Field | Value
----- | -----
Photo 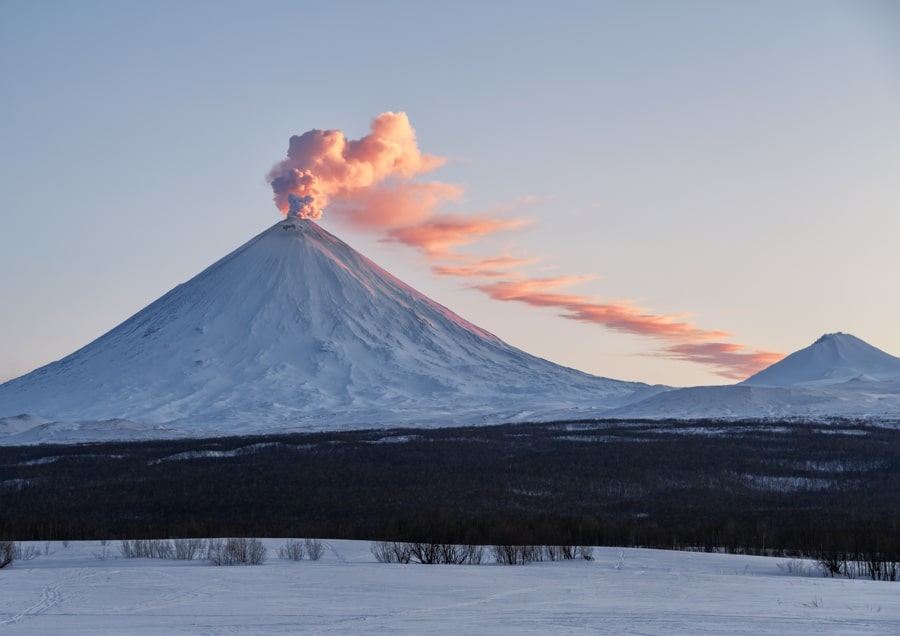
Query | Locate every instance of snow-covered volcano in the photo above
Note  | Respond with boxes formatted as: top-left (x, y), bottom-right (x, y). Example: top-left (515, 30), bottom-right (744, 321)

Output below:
top-left (0, 217), bottom-right (650, 439)
top-left (742, 332), bottom-right (900, 387)
top-left (608, 333), bottom-right (900, 421)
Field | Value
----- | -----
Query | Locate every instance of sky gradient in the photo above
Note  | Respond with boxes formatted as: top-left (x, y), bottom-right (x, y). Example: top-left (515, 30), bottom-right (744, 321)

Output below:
top-left (1, 0), bottom-right (899, 387)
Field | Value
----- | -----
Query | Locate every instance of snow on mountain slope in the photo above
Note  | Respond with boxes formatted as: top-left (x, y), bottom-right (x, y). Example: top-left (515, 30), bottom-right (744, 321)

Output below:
top-left (742, 332), bottom-right (900, 387)
top-left (0, 217), bottom-right (650, 440)
top-left (609, 333), bottom-right (900, 422)
top-left (607, 380), bottom-right (900, 421)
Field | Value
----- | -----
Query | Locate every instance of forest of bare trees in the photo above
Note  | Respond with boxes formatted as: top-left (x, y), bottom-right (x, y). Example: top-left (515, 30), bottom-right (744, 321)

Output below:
top-left (1, 419), bottom-right (898, 570)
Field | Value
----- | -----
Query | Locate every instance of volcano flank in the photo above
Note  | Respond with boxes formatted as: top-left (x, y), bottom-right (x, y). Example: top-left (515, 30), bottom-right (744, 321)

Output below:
top-left (0, 217), bottom-right (651, 439)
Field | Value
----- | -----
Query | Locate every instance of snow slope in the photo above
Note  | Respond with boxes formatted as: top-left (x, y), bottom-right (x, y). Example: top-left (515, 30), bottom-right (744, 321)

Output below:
top-left (0, 217), bottom-right (650, 440)
top-left (608, 380), bottom-right (900, 421)
top-left (743, 333), bottom-right (900, 387)
top-left (610, 333), bottom-right (900, 421)
top-left (1, 540), bottom-right (897, 635)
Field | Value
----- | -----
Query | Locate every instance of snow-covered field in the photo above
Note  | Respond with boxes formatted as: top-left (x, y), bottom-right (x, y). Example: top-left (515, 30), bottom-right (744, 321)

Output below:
top-left (1, 540), bottom-right (897, 634)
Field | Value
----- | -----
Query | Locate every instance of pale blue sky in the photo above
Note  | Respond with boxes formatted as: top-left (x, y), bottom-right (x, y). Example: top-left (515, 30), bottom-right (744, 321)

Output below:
top-left (2, 0), bottom-right (899, 386)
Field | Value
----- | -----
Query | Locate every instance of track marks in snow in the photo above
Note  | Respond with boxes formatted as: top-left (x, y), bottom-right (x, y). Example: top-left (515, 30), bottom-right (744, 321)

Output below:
top-left (0, 582), bottom-right (62, 625)
top-left (325, 541), bottom-right (347, 563)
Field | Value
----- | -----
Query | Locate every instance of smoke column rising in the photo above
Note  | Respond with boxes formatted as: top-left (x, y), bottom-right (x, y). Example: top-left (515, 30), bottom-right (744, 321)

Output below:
top-left (268, 112), bottom-right (445, 219)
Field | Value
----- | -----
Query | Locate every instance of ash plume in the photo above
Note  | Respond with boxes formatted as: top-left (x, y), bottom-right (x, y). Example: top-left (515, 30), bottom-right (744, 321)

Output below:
top-left (268, 112), bottom-right (445, 219)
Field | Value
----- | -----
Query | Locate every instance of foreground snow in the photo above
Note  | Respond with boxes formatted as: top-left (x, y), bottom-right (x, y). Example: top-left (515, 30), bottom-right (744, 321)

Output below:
top-left (1, 540), bottom-right (897, 634)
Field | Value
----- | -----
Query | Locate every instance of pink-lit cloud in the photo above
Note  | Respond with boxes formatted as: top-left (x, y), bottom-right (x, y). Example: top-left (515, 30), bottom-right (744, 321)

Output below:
top-left (473, 277), bottom-right (783, 379)
top-left (328, 181), bottom-right (463, 231)
top-left (432, 255), bottom-right (539, 279)
top-left (663, 342), bottom-right (785, 380)
top-left (268, 111), bottom-right (446, 218)
top-left (385, 214), bottom-right (529, 259)
top-left (475, 277), bottom-right (724, 341)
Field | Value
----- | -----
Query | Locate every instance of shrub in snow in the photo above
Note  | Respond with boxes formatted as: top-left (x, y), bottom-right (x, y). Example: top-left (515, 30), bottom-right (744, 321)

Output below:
top-left (119, 540), bottom-right (139, 559)
top-left (173, 538), bottom-right (207, 561)
top-left (455, 543), bottom-right (484, 565)
top-left (492, 544), bottom-right (543, 565)
top-left (304, 538), bottom-right (324, 561)
top-left (430, 543), bottom-right (482, 565)
top-left (544, 545), bottom-right (578, 561)
top-left (208, 538), bottom-right (267, 566)
top-left (408, 541), bottom-right (442, 564)
top-left (0, 540), bottom-right (14, 568)
top-left (278, 539), bottom-right (305, 561)
top-left (119, 539), bottom-right (174, 559)
top-left (371, 541), bottom-right (483, 565)
top-left (371, 541), bottom-right (411, 564)
top-left (490, 544), bottom-right (594, 565)
top-left (14, 543), bottom-right (40, 562)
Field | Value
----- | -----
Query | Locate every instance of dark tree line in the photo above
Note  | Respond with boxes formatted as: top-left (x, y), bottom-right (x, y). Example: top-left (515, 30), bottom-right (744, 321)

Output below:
top-left (1, 419), bottom-right (899, 563)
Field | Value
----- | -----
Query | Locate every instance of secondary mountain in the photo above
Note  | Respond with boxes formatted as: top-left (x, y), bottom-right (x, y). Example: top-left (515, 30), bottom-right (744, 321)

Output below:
top-left (609, 333), bottom-right (900, 421)
top-left (742, 332), bottom-right (900, 387)
top-left (0, 216), bottom-right (653, 440)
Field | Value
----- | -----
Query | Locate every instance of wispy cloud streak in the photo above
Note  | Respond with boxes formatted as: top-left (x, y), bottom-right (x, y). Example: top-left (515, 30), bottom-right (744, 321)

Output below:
top-left (474, 277), bottom-right (720, 340)
top-left (471, 277), bottom-right (781, 379)
top-left (432, 256), bottom-right (539, 279)
top-left (386, 215), bottom-right (529, 258)
top-left (662, 343), bottom-right (785, 380)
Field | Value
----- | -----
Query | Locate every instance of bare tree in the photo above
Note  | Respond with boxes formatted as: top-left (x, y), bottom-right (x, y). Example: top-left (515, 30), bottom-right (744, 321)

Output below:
top-left (545, 545), bottom-right (579, 561)
top-left (438, 543), bottom-right (467, 565)
top-left (492, 544), bottom-right (519, 565)
top-left (120, 539), bottom-right (174, 559)
top-left (119, 539), bottom-right (138, 558)
top-left (371, 541), bottom-right (412, 564)
top-left (0, 541), bottom-right (14, 569)
top-left (304, 538), bottom-right (324, 561)
top-left (372, 541), bottom-right (484, 565)
top-left (278, 539), bottom-right (305, 561)
top-left (208, 538), bottom-right (266, 566)
top-left (464, 543), bottom-right (484, 565)
top-left (408, 541), bottom-right (441, 564)
top-left (173, 538), bottom-right (207, 560)
top-left (14, 543), bottom-right (39, 561)
top-left (492, 544), bottom-right (543, 565)
top-left (371, 541), bottom-right (394, 563)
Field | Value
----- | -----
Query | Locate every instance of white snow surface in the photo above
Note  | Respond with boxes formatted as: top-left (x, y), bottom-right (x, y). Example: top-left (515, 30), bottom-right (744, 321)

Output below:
top-left (743, 333), bottom-right (900, 387)
top-left (0, 218), bottom-right (650, 443)
top-left (1, 540), bottom-right (897, 635)
top-left (608, 380), bottom-right (900, 422)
